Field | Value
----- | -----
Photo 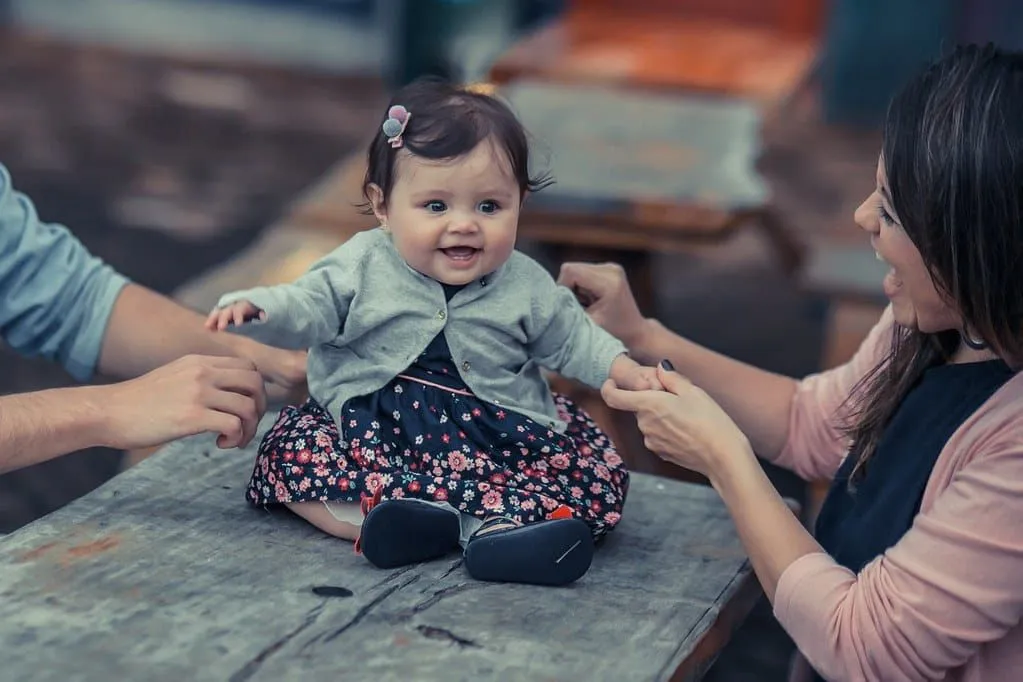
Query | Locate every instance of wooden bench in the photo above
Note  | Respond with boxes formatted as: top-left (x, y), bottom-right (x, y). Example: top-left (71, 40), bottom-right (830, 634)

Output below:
top-left (489, 0), bottom-right (822, 108)
top-left (1, 431), bottom-right (761, 681)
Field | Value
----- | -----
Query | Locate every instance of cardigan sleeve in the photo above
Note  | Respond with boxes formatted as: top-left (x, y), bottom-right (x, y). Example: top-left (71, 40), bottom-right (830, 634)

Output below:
top-left (774, 429), bottom-right (1023, 680)
top-left (525, 263), bottom-right (626, 389)
top-left (215, 236), bottom-right (366, 350)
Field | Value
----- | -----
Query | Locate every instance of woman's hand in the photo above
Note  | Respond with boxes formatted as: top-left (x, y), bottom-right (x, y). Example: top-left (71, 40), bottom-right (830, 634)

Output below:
top-left (601, 361), bottom-right (754, 481)
top-left (558, 262), bottom-right (649, 350)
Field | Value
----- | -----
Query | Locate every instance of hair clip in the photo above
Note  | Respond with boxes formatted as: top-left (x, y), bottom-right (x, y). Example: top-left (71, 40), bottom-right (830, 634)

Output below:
top-left (382, 104), bottom-right (411, 148)
top-left (463, 82), bottom-right (496, 96)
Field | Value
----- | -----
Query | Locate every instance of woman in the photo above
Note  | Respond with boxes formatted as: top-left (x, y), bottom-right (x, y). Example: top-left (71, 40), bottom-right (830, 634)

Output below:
top-left (559, 45), bottom-right (1023, 681)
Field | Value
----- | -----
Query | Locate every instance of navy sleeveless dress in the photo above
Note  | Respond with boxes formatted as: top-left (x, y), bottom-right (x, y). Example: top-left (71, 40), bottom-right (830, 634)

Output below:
top-left (810, 359), bottom-right (1013, 681)
top-left (246, 283), bottom-right (629, 538)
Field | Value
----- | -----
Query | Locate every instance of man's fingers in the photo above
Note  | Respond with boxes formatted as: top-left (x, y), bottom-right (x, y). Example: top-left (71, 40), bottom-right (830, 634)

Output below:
top-left (209, 367), bottom-right (267, 415)
top-left (204, 390), bottom-right (260, 446)
top-left (208, 412), bottom-right (245, 449)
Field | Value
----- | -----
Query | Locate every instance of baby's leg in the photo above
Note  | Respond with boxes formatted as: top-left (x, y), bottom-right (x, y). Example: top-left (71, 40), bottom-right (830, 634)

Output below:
top-left (286, 501), bottom-right (362, 541)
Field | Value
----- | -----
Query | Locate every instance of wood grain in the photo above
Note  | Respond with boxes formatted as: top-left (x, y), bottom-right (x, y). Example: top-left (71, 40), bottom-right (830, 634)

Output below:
top-left (0, 429), bottom-right (759, 682)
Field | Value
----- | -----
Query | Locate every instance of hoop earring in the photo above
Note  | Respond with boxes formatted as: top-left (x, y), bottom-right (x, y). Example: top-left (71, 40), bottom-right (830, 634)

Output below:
top-left (961, 324), bottom-right (987, 350)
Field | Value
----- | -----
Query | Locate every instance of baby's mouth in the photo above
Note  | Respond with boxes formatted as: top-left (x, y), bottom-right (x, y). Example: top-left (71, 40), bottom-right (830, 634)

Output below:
top-left (440, 246), bottom-right (480, 260)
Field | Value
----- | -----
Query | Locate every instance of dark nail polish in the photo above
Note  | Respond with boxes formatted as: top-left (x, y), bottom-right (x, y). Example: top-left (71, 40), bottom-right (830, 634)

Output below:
top-left (660, 359), bottom-right (675, 372)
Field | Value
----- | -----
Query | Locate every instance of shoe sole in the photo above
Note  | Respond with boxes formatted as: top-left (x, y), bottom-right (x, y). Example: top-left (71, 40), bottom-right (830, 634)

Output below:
top-left (463, 518), bottom-right (594, 586)
top-left (360, 500), bottom-right (460, 569)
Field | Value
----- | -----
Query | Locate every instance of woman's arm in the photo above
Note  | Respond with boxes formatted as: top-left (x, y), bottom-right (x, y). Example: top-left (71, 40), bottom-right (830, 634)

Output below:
top-left (559, 262), bottom-right (796, 459)
top-left (604, 361), bottom-right (1023, 681)
top-left (630, 317), bottom-right (798, 459)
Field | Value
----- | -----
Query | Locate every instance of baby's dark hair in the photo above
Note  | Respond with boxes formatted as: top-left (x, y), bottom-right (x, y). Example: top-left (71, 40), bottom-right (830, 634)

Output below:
top-left (361, 78), bottom-right (553, 210)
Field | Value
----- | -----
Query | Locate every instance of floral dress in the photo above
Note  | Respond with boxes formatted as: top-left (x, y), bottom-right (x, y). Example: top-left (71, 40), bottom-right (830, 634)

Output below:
top-left (246, 284), bottom-right (629, 539)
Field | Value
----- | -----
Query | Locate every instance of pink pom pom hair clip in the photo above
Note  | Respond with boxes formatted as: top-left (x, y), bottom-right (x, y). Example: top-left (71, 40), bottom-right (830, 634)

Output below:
top-left (382, 105), bottom-right (411, 148)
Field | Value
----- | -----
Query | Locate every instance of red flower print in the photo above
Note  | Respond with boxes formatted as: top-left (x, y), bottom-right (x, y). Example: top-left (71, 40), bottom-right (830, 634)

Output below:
top-left (297, 450), bottom-right (312, 464)
top-left (490, 473), bottom-right (506, 486)
top-left (448, 451), bottom-right (468, 472)
top-left (603, 511), bottom-right (621, 525)
top-left (496, 410), bottom-right (506, 420)
top-left (441, 434), bottom-right (451, 444)
top-left (283, 451), bottom-right (294, 462)
top-left (590, 500), bottom-right (602, 513)
top-left (434, 488), bottom-right (449, 501)
top-left (550, 453), bottom-right (571, 470)
top-left (408, 480), bottom-right (421, 493)
top-left (481, 490), bottom-right (502, 510)
top-left (571, 470), bottom-right (584, 480)
top-left (580, 445), bottom-right (593, 456)
top-left (338, 478), bottom-right (350, 490)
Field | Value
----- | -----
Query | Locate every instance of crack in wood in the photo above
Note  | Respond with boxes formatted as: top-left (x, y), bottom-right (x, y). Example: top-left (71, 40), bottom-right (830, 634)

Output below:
top-left (403, 581), bottom-right (489, 617)
top-left (229, 602), bottom-right (326, 682)
top-left (300, 574), bottom-right (420, 656)
top-left (416, 624), bottom-right (480, 648)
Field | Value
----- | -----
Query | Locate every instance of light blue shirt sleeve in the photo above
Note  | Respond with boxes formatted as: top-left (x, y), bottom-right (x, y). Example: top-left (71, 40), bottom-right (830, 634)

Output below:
top-left (0, 163), bottom-right (130, 381)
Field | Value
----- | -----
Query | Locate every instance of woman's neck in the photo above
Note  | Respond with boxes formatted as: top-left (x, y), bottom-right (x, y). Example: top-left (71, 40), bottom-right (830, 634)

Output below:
top-left (950, 342), bottom-right (1001, 365)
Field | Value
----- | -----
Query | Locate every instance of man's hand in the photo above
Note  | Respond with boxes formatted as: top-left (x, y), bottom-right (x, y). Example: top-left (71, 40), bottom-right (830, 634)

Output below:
top-left (95, 354), bottom-right (267, 450)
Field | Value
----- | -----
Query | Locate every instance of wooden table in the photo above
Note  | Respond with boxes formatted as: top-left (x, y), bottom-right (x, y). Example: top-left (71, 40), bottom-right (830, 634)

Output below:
top-left (488, 2), bottom-right (820, 108)
top-left (0, 430), bottom-right (759, 681)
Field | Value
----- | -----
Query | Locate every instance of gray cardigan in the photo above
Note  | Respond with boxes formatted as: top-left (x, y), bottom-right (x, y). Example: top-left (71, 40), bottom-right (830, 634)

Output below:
top-left (218, 228), bottom-right (626, 432)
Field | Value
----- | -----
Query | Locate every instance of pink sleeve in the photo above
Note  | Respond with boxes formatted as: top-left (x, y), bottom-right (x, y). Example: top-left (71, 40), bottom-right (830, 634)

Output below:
top-left (773, 437), bottom-right (1023, 681)
top-left (770, 307), bottom-right (896, 481)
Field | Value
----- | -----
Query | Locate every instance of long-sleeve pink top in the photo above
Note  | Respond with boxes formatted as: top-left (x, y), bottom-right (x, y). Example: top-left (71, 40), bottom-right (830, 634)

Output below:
top-left (770, 307), bottom-right (1023, 681)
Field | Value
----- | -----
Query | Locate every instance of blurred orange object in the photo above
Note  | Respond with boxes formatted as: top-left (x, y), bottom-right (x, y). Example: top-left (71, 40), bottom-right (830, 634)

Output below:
top-left (490, 0), bottom-right (823, 107)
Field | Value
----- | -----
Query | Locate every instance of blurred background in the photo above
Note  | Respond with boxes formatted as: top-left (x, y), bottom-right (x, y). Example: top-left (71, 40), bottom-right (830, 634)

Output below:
top-left (0, 1), bottom-right (1019, 679)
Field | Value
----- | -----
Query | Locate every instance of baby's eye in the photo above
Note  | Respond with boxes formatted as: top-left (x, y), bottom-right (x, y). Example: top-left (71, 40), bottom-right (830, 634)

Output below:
top-left (478, 200), bottom-right (500, 214)
top-left (424, 200), bottom-right (447, 212)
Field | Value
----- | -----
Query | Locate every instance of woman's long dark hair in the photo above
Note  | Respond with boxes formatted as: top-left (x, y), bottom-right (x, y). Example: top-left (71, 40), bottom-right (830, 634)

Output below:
top-left (841, 44), bottom-right (1023, 482)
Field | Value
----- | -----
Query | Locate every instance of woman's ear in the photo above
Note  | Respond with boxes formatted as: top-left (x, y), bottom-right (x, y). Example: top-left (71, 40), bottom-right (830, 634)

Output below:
top-left (366, 183), bottom-right (388, 229)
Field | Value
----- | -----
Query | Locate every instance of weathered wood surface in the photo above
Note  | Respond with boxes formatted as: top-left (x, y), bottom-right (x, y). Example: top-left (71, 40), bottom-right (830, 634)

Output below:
top-left (0, 424), bottom-right (758, 682)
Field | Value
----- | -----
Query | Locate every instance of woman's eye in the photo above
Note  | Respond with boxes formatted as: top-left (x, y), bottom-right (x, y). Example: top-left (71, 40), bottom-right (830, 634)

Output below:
top-left (424, 200), bottom-right (446, 212)
top-left (478, 200), bottom-right (500, 214)
top-left (877, 201), bottom-right (897, 226)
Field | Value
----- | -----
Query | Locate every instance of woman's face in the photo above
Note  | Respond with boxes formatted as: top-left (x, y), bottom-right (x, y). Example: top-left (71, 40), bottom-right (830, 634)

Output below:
top-left (855, 157), bottom-right (960, 333)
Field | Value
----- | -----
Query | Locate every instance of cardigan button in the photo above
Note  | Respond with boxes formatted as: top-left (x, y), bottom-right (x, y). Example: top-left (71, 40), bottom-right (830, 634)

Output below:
top-left (461, 360), bottom-right (471, 372)
top-left (437, 310), bottom-right (446, 320)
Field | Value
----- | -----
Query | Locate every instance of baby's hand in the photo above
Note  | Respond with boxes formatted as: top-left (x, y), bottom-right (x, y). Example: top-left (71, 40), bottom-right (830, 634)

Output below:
top-left (205, 300), bottom-right (266, 331)
top-left (609, 356), bottom-right (664, 391)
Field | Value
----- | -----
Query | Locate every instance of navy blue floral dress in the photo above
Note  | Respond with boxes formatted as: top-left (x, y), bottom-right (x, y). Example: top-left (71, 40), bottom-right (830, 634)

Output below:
top-left (246, 284), bottom-right (629, 538)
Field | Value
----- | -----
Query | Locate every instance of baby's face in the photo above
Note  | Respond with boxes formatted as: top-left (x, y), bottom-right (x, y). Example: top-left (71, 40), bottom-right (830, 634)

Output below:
top-left (379, 138), bottom-right (521, 286)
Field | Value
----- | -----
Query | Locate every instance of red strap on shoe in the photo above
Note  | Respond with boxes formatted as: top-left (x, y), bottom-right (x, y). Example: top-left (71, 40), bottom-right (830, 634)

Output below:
top-left (353, 488), bottom-right (383, 555)
top-left (550, 504), bottom-right (574, 520)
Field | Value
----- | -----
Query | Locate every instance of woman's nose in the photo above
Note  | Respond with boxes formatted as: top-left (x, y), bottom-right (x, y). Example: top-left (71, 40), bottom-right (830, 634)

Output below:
top-left (854, 194), bottom-right (879, 234)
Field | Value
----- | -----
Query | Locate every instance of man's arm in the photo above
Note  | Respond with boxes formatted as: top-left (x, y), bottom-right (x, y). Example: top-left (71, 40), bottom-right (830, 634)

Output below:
top-left (0, 355), bottom-right (266, 474)
top-left (97, 283), bottom-right (306, 391)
